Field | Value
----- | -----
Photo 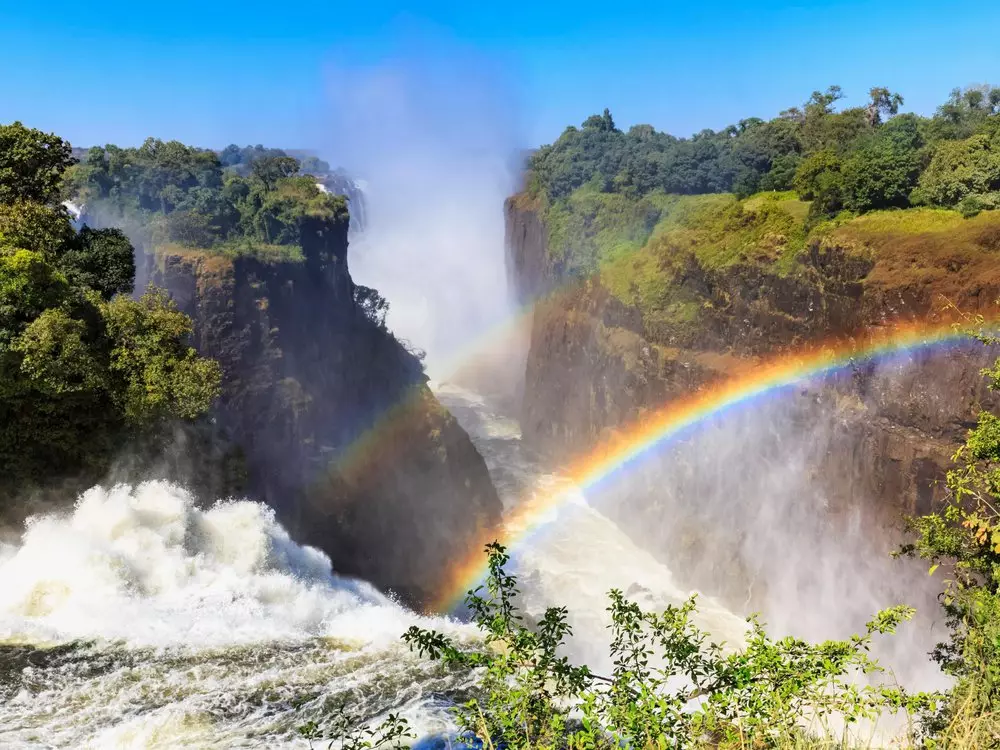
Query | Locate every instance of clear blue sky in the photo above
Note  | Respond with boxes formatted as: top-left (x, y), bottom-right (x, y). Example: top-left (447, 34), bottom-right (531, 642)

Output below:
top-left (2, 0), bottom-right (999, 160)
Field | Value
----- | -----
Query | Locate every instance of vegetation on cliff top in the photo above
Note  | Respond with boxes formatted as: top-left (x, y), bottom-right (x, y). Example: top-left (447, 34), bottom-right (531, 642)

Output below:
top-left (0, 121), bottom-right (220, 495)
top-left (66, 137), bottom-right (348, 265)
top-left (528, 84), bottom-right (1000, 218)
top-left (520, 84), bottom-right (1000, 348)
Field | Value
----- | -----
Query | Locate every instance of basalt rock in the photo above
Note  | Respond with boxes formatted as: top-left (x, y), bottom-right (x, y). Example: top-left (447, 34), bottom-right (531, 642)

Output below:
top-left (149, 226), bottom-right (501, 608)
top-left (506, 196), bottom-right (1000, 610)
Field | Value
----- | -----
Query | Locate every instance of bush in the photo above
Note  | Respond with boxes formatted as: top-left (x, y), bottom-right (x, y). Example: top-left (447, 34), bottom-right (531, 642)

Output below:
top-left (403, 543), bottom-right (928, 749)
top-left (898, 324), bottom-right (1000, 747)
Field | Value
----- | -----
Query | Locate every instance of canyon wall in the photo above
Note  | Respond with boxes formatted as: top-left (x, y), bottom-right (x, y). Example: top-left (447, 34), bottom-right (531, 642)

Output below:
top-left (506, 195), bottom-right (1000, 606)
top-left (149, 219), bottom-right (501, 608)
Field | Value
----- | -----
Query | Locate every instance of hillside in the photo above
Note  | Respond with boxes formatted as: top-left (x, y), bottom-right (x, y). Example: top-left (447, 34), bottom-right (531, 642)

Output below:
top-left (506, 87), bottom-right (1000, 608)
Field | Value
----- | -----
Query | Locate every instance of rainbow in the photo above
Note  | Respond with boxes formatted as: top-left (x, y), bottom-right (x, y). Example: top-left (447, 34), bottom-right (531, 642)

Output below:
top-left (430, 318), bottom-right (991, 612)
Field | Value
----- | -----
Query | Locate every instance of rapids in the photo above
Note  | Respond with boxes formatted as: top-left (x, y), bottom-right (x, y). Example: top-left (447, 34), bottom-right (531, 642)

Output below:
top-left (0, 387), bottom-right (749, 748)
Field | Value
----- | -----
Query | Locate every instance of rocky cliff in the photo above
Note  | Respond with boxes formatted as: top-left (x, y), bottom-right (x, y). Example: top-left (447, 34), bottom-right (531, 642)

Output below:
top-left (506, 193), bottom-right (1000, 608)
top-left (149, 224), bottom-right (501, 608)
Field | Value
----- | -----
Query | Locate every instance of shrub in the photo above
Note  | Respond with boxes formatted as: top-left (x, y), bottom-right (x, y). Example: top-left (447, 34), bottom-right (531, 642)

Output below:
top-left (403, 543), bottom-right (928, 749)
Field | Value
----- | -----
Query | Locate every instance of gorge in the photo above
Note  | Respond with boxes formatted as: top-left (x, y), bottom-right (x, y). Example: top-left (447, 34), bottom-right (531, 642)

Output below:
top-left (4, 79), bottom-right (1000, 746)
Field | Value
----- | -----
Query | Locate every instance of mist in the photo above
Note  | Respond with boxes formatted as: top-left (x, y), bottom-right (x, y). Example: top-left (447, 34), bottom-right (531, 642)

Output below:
top-left (322, 41), bottom-right (523, 384)
top-left (568, 355), bottom-right (954, 692)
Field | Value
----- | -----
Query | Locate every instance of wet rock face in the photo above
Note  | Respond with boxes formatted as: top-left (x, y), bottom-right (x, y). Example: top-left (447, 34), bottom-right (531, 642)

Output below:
top-left (151, 235), bottom-right (501, 609)
top-left (505, 199), bottom-right (1000, 527)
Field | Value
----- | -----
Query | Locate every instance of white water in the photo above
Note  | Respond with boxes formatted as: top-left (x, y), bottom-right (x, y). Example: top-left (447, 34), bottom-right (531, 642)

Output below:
top-left (0, 390), bottom-right (755, 748)
top-left (0, 482), bottom-right (476, 748)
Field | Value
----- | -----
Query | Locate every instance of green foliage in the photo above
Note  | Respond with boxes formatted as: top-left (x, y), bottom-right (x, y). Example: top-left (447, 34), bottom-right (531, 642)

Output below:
top-left (102, 288), bottom-right (221, 424)
top-left (354, 284), bottom-right (390, 329)
top-left (298, 708), bottom-right (412, 750)
top-left (0, 122), bottom-right (75, 204)
top-left (793, 150), bottom-right (843, 202)
top-left (404, 542), bottom-right (928, 749)
top-left (529, 84), bottom-right (1000, 240)
top-left (841, 136), bottom-right (921, 212)
top-left (0, 122), bottom-right (221, 494)
top-left (251, 155), bottom-right (300, 192)
top-left (59, 226), bottom-right (135, 299)
top-left (68, 139), bottom-right (348, 265)
top-left (897, 326), bottom-right (1000, 746)
top-left (0, 248), bottom-right (70, 350)
top-left (912, 134), bottom-right (1000, 208)
top-left (0, 199), bottom-right (77, 254)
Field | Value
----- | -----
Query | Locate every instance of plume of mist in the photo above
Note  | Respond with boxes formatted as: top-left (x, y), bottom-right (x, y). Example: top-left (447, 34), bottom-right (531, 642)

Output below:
top-left (321, 39), bottom-right (525, 388)
top-left (580, 353), bottom-right (967, 693)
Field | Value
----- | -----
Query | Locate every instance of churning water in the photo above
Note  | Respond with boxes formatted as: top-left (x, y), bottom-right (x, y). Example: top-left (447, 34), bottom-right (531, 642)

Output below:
top-left (0, 386), bottom-right (755, 748)
top-left (0, 482), bottom-right (476, 748)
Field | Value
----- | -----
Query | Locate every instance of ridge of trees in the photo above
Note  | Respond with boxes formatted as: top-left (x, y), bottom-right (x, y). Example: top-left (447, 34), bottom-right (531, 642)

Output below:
top-left (529, 84), bottom-right (1000, 221)
top-left (66, 138), bottom-right (348, 261)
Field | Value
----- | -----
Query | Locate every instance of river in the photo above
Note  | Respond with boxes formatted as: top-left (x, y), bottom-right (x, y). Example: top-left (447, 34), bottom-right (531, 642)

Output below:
top-left (0, 383), bottom-right (748, 748)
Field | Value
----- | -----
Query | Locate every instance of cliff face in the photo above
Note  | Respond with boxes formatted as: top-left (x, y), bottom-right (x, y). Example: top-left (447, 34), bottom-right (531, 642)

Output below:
top-left (150, 231), bottom-right (501, 608)
top-left (507, 196), bottom-right (1000, 605)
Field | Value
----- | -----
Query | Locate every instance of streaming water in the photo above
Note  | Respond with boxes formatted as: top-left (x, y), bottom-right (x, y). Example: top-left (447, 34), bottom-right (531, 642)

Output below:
top-left (0, 386), bottom-right (747, 748)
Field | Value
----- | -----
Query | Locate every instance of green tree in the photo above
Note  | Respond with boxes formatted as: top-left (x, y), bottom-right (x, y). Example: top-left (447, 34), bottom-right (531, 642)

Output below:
top-left (0, 247), bottom-right (70, 351)
top-left (403, 543), bottom-right (927, 749)
top-left (0, 122), bottom-right (76, 204)
top-left (0, 199), bottom-right (76, 254)
top-left (102, 288), bottom-right (221, 424)
top-left (0, 122), bottom-right (222, 494)
top-left (901, 327), bottom-right (1000, 745)
top-left (912, 134), bottom-right (1000, 207)
top-left (841, 115), bottom-right (923, 212)
top-left (59, 226), bottom-right (136, 299)
top-left (866, 87), bottom-right (905, 128)
top-left (793, 149), bottom-right (843, 201)
top-left (252, 155), bottom-right (301, 192)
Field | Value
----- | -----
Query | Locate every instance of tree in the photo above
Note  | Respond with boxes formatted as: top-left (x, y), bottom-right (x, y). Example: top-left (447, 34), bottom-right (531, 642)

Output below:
top-left (251, 155), bottom-right (300, 192)
top-left (901, 328), bottom-right (1000, 744)
top-left (793, 149), bottom-right (843, 201)
top-left (842, 138), bottom-right (920, 211)
top-left (0, 199), bottom-right (75, 255)
top-left (298, 155), bottom-right (330, 175)
top-left (0, 123), bottom-right (221, 494)
top-left (402, 543), bottom-right (925, 748)
top-left (0, 247), bottom-right (70, 351)
top-left (866, 87), bottom-right (904, 128)
top-left (912, 134), bottom-right (1000, 207)
top-left (101, 288), bottom-right (221, 424)
top-left (583, 108), bottom-right (618, 133)
top-left (0, 122), bottom-right (75, 204)
top-left (59, 226), bottom-right (135, 299)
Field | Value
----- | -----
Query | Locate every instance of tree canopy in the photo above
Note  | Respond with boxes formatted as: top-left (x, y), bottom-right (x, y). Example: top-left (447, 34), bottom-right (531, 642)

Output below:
top-left (67, 138), bottom-right (348, 263)
top-left (0, 122), bottom-right (220, 494)
top-left (528, 84), bottom-right (1000, 221)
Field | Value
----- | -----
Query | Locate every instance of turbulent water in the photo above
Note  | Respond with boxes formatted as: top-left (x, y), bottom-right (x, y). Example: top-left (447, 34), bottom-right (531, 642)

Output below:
top-left (0, 483), bottom-right (475, 747)
top-left (0, 386), bottom-right (753, 748)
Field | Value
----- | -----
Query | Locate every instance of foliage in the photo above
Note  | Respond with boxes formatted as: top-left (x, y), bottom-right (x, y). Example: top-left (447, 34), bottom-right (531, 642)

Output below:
top-left (898, 326), bottom-right (1000, 746)
top-left (0, 198), bottom-right (77, 254)
top-left (403, 542), bottom-right (928, 749)
top-left (298, 709), bottom-right (413, 750)
top-left (0, 121), bottom-right (221, 494)
top-left (67, 138), bottom-right (348, 264)
top-left (529, 83), bottom-right (1000, 236)
top-left (354, 284), bottom-right (390, 329)
top-left (0, 122), bottom-right (76, 204)
top-left (59, 226), bottom-right (135, 299)
top-left (912, 134), bottom-right (1000, 208)
top-left (841, 136), bottom-right (922, 213)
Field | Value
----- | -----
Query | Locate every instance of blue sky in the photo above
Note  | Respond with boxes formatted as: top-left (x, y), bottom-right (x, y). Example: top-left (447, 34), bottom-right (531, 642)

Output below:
top-left (2, 0), bottom-right (999, 160)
